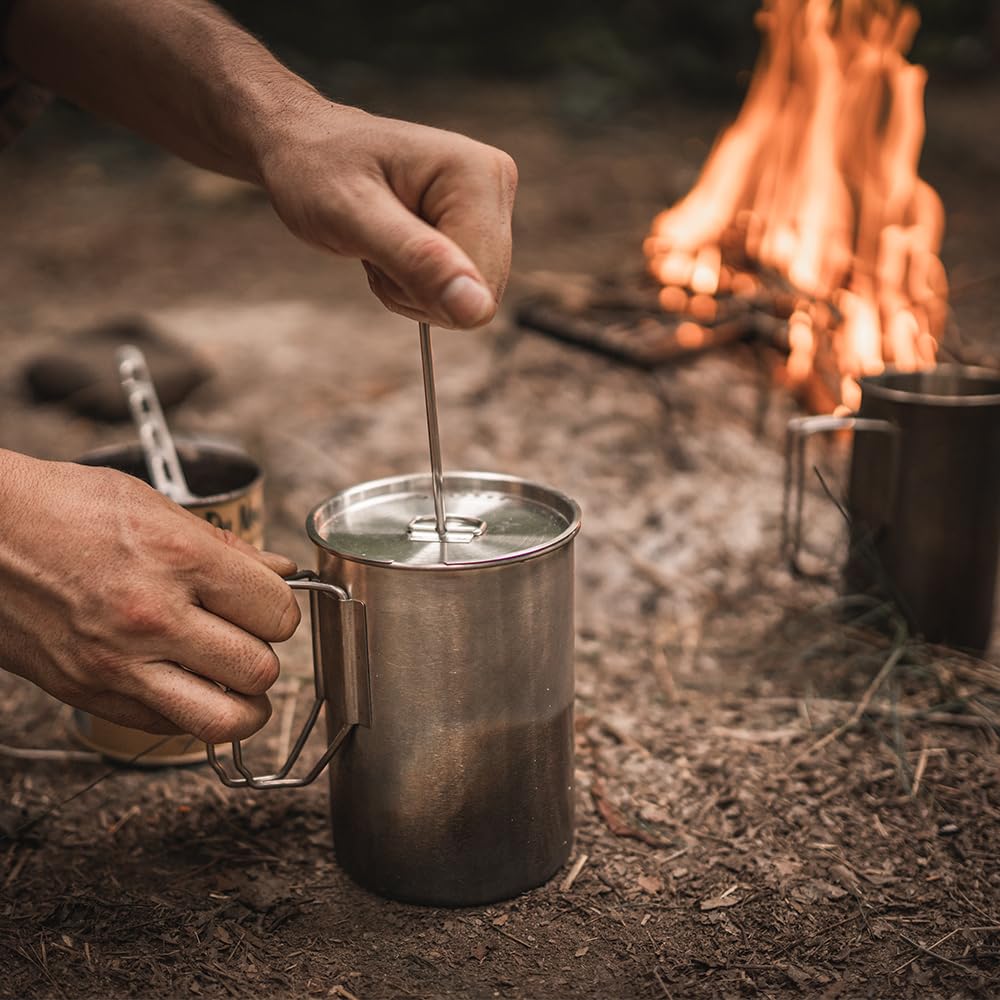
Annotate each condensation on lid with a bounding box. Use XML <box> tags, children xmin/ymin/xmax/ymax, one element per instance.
<box><xmin>306</xmin><ymin>472</ymin><xmax>581</xmax><ymax>568</ymax></box>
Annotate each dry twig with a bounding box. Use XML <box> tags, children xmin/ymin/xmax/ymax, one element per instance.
<box><xmin>0</xmin><ymin>743</ymin><xmax>102</xmax><ymax>764</ymax></box>
<box><xmin>911</xmin><ymin>746</ymin><xmax>931</xmax><ymax>796</ymax></box>
<box><xmin>561</xmin><ymin>853</ymin><xmax>589</xmax><ymax>893</ymax></box>
<box><xmin>490</xmin><ymin>924</ymin><xmax>534</xmax><ymax>950</ymax></box>
<box><xmin>893</xmin><ymin>930</ymin><xmax>976</xmax><ymax>976</ymax></box>
<box><xmin>792</xmin><ymin>644</ymin><xmax>906</xmax><ymax>764</ymax></box>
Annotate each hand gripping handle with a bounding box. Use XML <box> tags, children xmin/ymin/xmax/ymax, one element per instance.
<box><xmin>206</xmin><ymin>572</ymin><xmax>371</xmax><ymax>789</ymax></box>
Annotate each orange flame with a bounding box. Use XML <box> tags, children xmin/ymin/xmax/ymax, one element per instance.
<box><xmin>645</xmin><ymin>0</ymin><xmax>948</xmax><ymax>408</ymax></box>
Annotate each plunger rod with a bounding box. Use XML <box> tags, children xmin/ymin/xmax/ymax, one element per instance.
<box><xmin>418</xmin><ymin>322</ymin><xmax>448</xmax><ymax>537</ymax></box>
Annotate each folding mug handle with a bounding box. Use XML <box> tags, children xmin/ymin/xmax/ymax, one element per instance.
<box><xmin>781</xmin><ymin>415</ymin><xmax>900</xmax><ymax>579</ymax></box>
<box><xmin>206</xmin><ymin>571</ymin><xmax>371</xmax><ymax>789</ymax></box>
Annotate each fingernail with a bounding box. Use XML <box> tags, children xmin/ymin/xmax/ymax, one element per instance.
<box><xmin>440</xmin><ymin>275</ymin><xmax>495</xmax><ymax>327</ymax></box>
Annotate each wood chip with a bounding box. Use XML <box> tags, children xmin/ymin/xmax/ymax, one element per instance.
<box><xmin>330</xmin><ymin>987</ymin><xmax>361</xmax><ymax>1000</ymax></box>
<box><xmin>709</xmin><ymin>725</ymin><xmax>804</xmax><ymax>743</ymax></box>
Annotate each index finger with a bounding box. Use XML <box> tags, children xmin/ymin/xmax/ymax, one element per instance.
<box><xmin>424</xmin><ymin>148</ymin><xmax>517</xmax><ymax>306</ymax></box>
<box><xmin>187</xmin><ymin>522</ymin><xmax>302</xmax><ymax>643</ymax></box>
<box><xmin>181</xmin><ymin>506</ymin><xmax>298</xmax><ymax>578</ymax></box>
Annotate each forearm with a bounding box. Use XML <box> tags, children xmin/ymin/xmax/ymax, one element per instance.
<box><xmin>5</xmin><ymin>0</ymin><xmax>516</xmax><ymax>328</ymax></box>
<box><xmin>4</xmin><ymin>0</ymin><xmax>321</xmax><ymax>181</ymax></box>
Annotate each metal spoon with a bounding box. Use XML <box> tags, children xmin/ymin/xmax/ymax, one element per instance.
<box><xmin>117</xmin><ymin>344</ymin><xmax>198</xmax><ymax>505</ymax></box>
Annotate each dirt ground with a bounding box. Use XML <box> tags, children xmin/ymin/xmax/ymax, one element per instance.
<box><xmin>1</xmin><ymin>76</ymin><xmax>1000</xmax><ymax>999</ymax></box>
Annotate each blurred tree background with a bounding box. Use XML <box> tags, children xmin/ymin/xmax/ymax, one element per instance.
<box><xmin>221</xmin><ymin>0</ymin><xmax>996</xmax><ymax>106</ymax></box>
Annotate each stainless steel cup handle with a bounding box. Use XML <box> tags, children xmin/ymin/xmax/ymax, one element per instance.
<box><xmin>206</xmin><ymin>571</ymin><xmax>372</xmax><ymax>790</ymax></box>
<box><xmin>782</xmin><ymin>414</ymin><xmax>900</xmax><ymax>579</ymax></box>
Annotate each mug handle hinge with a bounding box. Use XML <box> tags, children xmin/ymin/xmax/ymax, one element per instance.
<box><xmin>206</xmin><ymin>571</ymin><xmax>371</xmax><ymax>789</ymax></box>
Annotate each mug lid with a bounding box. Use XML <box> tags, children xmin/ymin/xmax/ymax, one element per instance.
<box><xmin>307</xmin><ymin>472</ymin><xmax>581</xmax><ymax>569</ymax></box>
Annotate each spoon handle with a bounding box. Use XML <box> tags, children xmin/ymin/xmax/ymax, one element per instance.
<box><xmin>117</xmin><ymin>344</ymin><xmax>195</xmax><ymax>505</ymax></box>
<box><xmin>418</xmin><ymin>322</ymin><xmax>448</xmax><ymax>537</ymax></box>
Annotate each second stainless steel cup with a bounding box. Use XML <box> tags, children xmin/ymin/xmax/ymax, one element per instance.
<box><xmin>784</xmin><ymin>365</ymin><xmax>1000</xmax><ymax>652</ymax></box>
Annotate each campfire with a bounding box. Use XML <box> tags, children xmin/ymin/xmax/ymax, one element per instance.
<box><xmin>520</xmin><ymin>0</ymin><xmax>950</xmax><ymax>414</ymax></box>
<box><xmin>645</xmin><ymin>0</ymin><xmax>948</xmax><ymax>411</ymax></box>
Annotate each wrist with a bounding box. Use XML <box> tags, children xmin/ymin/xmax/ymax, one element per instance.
<box><xmin>257</xmin><ymin>100</ymin><xmax>378</xmax><ymax>200</ymax></box>
<box><xmin>0</xmin><ymin>449</ymin><xmax>45</xmax><ymax>538</ymax></box>
<box><xmin>219</xmin><ymin>68</ymin><xmax>332</xmax><ymax>186</ymax></box>
<box><xmin>0</xmin><ymin>447</ymin><xmax>33</xmax><ymax>493</ymax></box>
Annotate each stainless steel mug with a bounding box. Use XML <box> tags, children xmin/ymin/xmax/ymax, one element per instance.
<box><xmin>77</xmin><ymin>439</ymin><xmax>265</xmax><ymax>547</ymax></box>
<box><xmin>209</xmin><ymin>471</ymin><xmax>582</xmax><ymax>906</ymax></box>
<box><xmin>784</xmin><ymin>365</ymin><xmax>1000</xmax><ymax>652</ymax></box>
<box><xmin>72</xmin><ymin>438</ymin><xmax>265</xmax><ymax>764</ymax></box>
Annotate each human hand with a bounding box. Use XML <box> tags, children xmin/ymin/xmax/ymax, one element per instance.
<box><xmin>256</xmin><ymin>103</ymin><xmax>517</xmax><ymax>329</ymax></box>
<box><xmin>0</xmin><ymin>451</ymin><xmax>301</xmax><ymax>743</ymax></box>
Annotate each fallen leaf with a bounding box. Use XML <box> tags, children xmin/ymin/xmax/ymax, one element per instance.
<box><xmin>575</xmin><ymin>946</ymin><xmax>589</xmax><ymax>958</ymax></box>
<box><xmin>639</xmin><ymin>804</ymin><xmax>671</xmax><ymax>824</ymax></box>
<box><xmin>637</xmin><ymin>875</ymin><xmax>664</xmax><ymax>895</ymax></box>
<box><xmin>830</xmin><ymin>863</ymin><xmax>862</xmax><ymax>894</ymax></box>
<box><xmin>700</xmin><ymin>895</ymin><xmax>741</xmax><ymax>911</ymax></box>
<box><xmin>772</xmin><ymin>858</ymin><xmax>804</xmax><ymax>879</ymax></box>
<box><xmin>815</xmin><ymin>879</ymin><xmax>850</xmax><ymax>901</ymax></box>
<box><xmin>591</xmin><ymin>780</ymin><xmax>672</xmax><ymax>848</ymax></box>
<box><xmin>492</xmin><ymin>914</ymin><xmax>509</xmax><ymax>927</ymax></box>
<box><xmin>784</xmin><ymin>965</ymin><xmax>812</xmax><ymax>988</ymax></box>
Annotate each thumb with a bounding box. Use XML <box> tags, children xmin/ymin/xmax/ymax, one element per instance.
<box><xmin>343</xmin><ymin>186</ymin><xmax>497</xmax><ymax>328</ymax></box>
